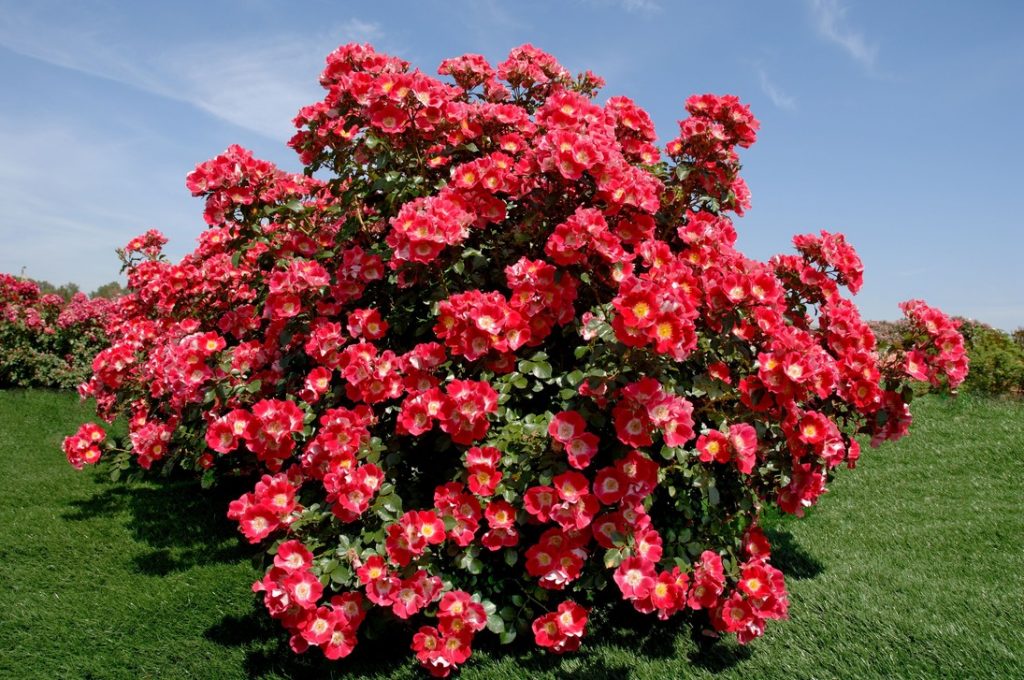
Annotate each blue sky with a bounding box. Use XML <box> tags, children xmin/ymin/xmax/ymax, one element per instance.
<box><xmin>1</xmin><ymin>0</ymin><xmax>1021</xmax><ymax>328</ymax></box>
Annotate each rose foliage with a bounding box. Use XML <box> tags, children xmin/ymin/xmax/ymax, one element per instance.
<box><xmin>0</xmin><ymin>273</ymin><xmax>112</xmax><ymax>389</ymax></box>
<box><xmin>64</xmin><ymin>44</ymin><xmax>968</xmax><ymax>675</ymax></box>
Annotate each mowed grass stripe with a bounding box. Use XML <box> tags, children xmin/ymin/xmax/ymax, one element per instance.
<box><xmin>0</xmin><ymin>390</ymin><xmax>1021</xmax><ymax>679</ymax></box>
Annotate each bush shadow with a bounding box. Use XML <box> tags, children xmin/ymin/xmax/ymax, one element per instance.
<box><xmin>592</xmin><ymin>604</ymin><xmax>753</xmax><ymax>674</ymax></box>
<box><xmin>203</xmin><ymin>530</ymin><xmax>824</xmax><ymax>679</ymax></box>
<box><xmin>685</xmin><ymin>626</ymin><xmax>754</xmax><ymax>674</ymax></box>
<box><xmin>206</xmin><ymin>606</ymin><xmax>417</xmax><ymax>680</ymax></box>
<box><xmin>68</xmin><ymin>463</ymin><xmax>825</xmax><ymax>677</ymax></box>
<box><xmin>762</xmin><ymin>526</ymin><xmax>824</xmax><ymax>580</ymax></box>
<box><xmin>591</xmin><ymin>603</ymin><xmax>688</xmax><ymax>658</ymax></box>
<box><xmin>64</xmin><ymin>471</ymin><xmax>253</xmax><ymax>575</ymax></box>
<box><xmin>206</xmin><ymin>601</ymin><xmax>639</xmax><ymax>680</ymax></box>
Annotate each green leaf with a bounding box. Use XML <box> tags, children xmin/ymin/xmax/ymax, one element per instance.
<box><xmin>329</xmin><ymin>565</ymin><xmax>352</xmax><ymax>584</ymax></box>
<box><xmin>603</xmin><ymin>548</ymin><xmax>623</xmax><ymax>569</ymax></box>
<box><xmin>200</xmin><ymin>469</ymin><xmax>215</xmax><ymax>490</ymax></box>
<box><xmin>486</xmin><ymin>613</ymin><xmax>505</xmax><ymax>634</ymax></box>
<box><xmin>530</xmin><ymin>362</ymin><xmax>552</xmax><ymax>380</ymax></box>
<box><xmin>499</xmin><ymin>629</ymin><xmax>517</xmax><ymax>645</ymax></box>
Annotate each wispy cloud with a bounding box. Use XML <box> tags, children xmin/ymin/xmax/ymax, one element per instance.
<box><xmin>807</xmin><ymin>0</ymin><xmax>878</xmax><ymax>68</ymax></box>
<box><xmin>0</xmin><ymin>6</ymin><xmax>387</xmax><ymax>289</ymax></box>
<box><xmin>0</xmin><ymin>11</ymin><xmax>382</xmax><ymax>140</ymax></box>
<box><xmin>155</xmin><ymin>18</ymin><xmax>383</xmax><ymax>139</ymax></box>
<box><xmin>756</xmin><ymin>67</ymin><xmax>797</xmax><ymax>110</ymax></box>
<box><xmin>0</xmin><ymin>119</ymin><xmax>195</xmax><ymax>289</ymax></box>
<box><xmin>615</xmin><ymin>0</ymin><xmax>661</xmax><ymax>11</ymax></box>
<box><xmin>581</xmin><ymin>0</ymin><xmax>661</xmax><ymax>13</ymax></box>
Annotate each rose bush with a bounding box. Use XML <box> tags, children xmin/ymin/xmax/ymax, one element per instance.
<box><xmin>0</xmin><ymin>274</ymin><xmax>112</xmax><ymax>389</ymax></box>
<box><xmin>872</xmin><ymin>316</ymin><xmax>1021</xmax><ymax>397</ymax></box>
<box><xmin>64</xmin><ymin>43</ymin><xmax>968</xmax><ymax>675</ymax></box>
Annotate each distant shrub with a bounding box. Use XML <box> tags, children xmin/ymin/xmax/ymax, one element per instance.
<box><xmin>1012</xmin><ymin>328</ymin><xmax>1024</xmax><ymax>351</ymax></box>
<box><xmin>958</xmin><ymin>321</ymin><xmax>1024</xmax><ymax>396</ymax></box>
<box><xmin>0</xmin><ymin>274</ymin><xmax>113</xmax><ymax>389</ymax></box>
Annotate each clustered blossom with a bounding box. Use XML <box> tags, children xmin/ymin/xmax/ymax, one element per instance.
<box><xmin>65</xmin><ymin>43</ymin><xmax>966</xmax><ymax>676</ymax></box>
<box><xmin>532</xmin><ymin>600</ymin><xmax>588</xmax><ymax>653</ymax></box>
<box><xmin>62</xmin><ymin>422</ymin><xmax>106</xmax><ymax>469</ymax></box>
<box><xmin>253</xmin><ymin>540</ymin><xmax>367</xmax><ymax>661</ymax></box>
<box><xmin>899</xmin><ymin>299</ymin><xmax>969</xmax><ymax>390</ymax></box>
<box><xmin>228</xmin><ymin>471</ymin><xmax>304</xmax><ymax>542</ymax></box>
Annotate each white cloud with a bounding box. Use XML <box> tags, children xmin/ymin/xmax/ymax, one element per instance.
<box><xmin>581</xmin><ymin>0</ymin><xmax>661</xmax><ymax>13</ymax></box>
<box><xmin>615</xmin><ymin>0</ymin><xmax>661</xmax><ymax>11</ymax></box>
<box><xmin>154</xmin><ymin>19</ymin><xmax>383</xmax><ymax>140</ymax></box>
<box><xmin>0</xmin><ymin>10</ymin><xmax>383</xmax><ymax>140</ymax></box>
<box><xmin>757</xmin><ymin>67</ymin><xmax>797</xmax><ymax>110</ymax></box>
<box><xmin>807</xmin><ymin>0</ymin><xmax>878</xmax><ymax>68</ymax></box>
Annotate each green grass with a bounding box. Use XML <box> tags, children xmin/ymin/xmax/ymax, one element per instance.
<box><xmin>1</xmin><ymin>390</ymin><xmax>1022</xmax><ymax>679</ymax></box>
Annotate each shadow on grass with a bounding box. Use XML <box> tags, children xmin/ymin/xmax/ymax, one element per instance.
<box><xmin>686</xmin><ymin>627</ymin><xmax>754</xmax><ymax>673</ymax></box>
<box><xmin>594</xmin><ymin>604</ymin><xmax>754</xmax><ymax>672</ymax></box>
<box><xmin>205</xmin><ymin>604</ymin><xmax>638</xmax><ymax>680</ymax></box>
<box><xmin>199</xmin><ymin>525</ymin><xmax>826</xmax><ymax>678</ymax></box>
<box><xmin>64</xmin><ymin>464</ymin><xmax>825</xmax><ymax>677</ymax></box>
<box><xmin>763</xmin><ymin>526</ymin><xmax>824</xmax><ymax>580</ymax></box>
<box><xmin>63</xmin><ymin>472</ymin><xmax>253</xmax><ymax>575</ymax></box>
<box><xmin>206</xmin><ymin>608</ymin><xmax>414</xmax><ymax>679</ymax></box>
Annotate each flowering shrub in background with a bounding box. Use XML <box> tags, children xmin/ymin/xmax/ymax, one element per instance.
<box><xmin>872</xmin><ymin>315</ymin><xmax>1020</xmax><ymax>397</ymax></box>
<box><xmin>0</xmin><ymin>274</ymin><xmax>112</xmax><ymax>389</ymax></box>
<box><xmin>65</xmin><ymin>44</ymin><xmax>968</xmax><ymax>675</ymax></box>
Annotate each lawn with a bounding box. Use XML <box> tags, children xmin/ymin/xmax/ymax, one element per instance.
<box><xmin>1</xmin><ymin>389</ymin><xmax>1022</xmax><ymax>679</ymax></box>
